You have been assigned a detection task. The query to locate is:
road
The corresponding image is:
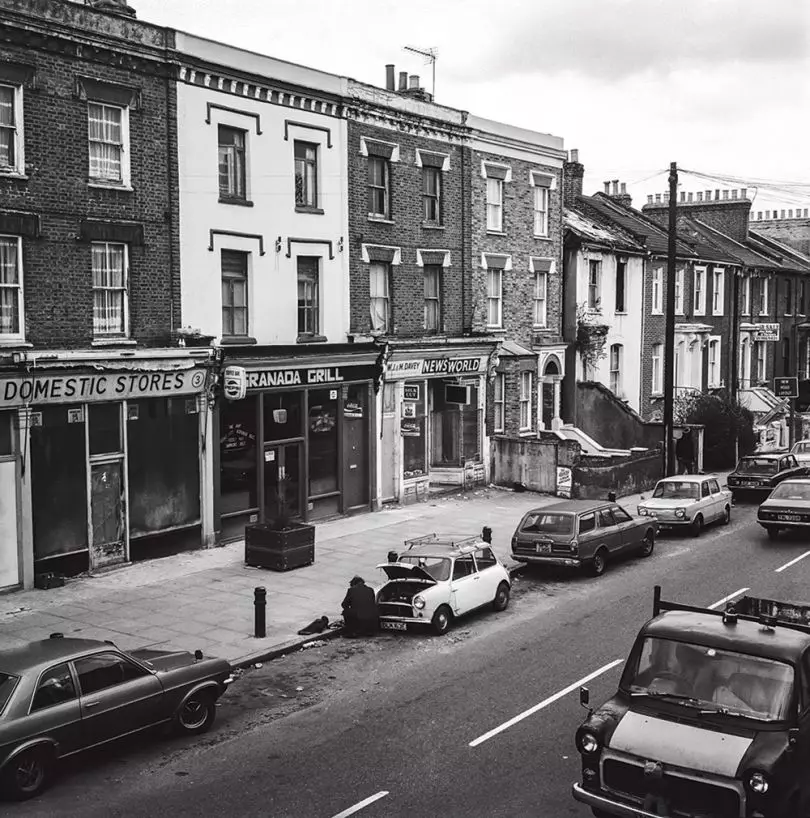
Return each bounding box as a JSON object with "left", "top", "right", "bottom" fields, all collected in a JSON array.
[{"left": 11, "top": 501, "right": 810, "bottom": 818}]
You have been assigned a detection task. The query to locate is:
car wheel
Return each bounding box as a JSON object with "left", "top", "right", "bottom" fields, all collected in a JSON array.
[
  {"left": 721, "top": 505, "right": 731, "bottom": 525},
  {"left": 690, "top": 514, "right": 704, "bottom": 537},
  {"left": 431, "top": 605, "right": 452, "bottom": 636},
  {"left": 492, "top": 582, "right": 510, "bottom": 612},
  {"left": 1, "top": 747, "right": 52, "bottom": 801},
  {"left": 176, "top": 691, "right": 216, "bottom": 735},
  {"left": 589, "top": 549, "right": 608, "bottom": 577},
  {"left": 638, "top": 530, "right": 655, "bottom": 558},
  {"left": 766, "top": 526, "right": 780, "bottom": 541}
]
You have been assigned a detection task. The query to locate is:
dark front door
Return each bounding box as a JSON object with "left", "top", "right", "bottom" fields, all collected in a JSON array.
[
  {"left": 542, "top": 381, "right": 554, "bottom": 429},
  {"left": 343, "top": 388, "right": 368, "bottom": 511},
  {"left": 263, "top": 443, "right": 302, "bottom": 522}
]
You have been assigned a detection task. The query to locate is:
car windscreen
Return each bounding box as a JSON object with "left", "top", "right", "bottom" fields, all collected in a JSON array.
[
  {"left": 737, "top": 459, "right": 778, "bottom": 474},
  {"left": 793, "top": 442, "right": 810, "bottom": 454},
  {"left": 653, "top": 481, "right": 699, "bottom": 500},
  {"left": 624, "top": 636, "right": 795, "bottom": 721},
  {"left": 398, "top": 555, "right": 450, "bottom": 581},
  {"left": 0, "top": 672, "right": 19, "bottom": 714},
  {"left": 520, "top": 512, "right": 574, "bottom": 536},
  {"left": 769, "top": 482, "right": 810, "bottom": 501}
]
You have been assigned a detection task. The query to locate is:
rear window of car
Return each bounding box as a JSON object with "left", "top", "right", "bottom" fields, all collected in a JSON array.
[
  {"left": 520, "top": 512, "right": 574, "bottom": 535},
  {"left": 769, "top": 482, "right": 810, "bottom": 501},
  {"left": 0, "top": 672, "right": 19, "bottom": 714},
  {"left": 737, "top": 458, "right": 778, "bottom": 474}
]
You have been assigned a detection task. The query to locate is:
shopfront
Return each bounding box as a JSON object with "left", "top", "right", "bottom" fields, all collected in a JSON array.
[
  {"left": 216, "top": 345, "right": 380, "bottom": 541},
  {"left": 380, "top": 345, "right": 498, "bottom": 504},
  {"left": 0, "top": 351, "right": 215, "bottom": 587}
]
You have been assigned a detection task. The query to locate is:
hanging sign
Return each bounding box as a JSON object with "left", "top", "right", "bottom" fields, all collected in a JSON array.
[{"left": 223, "top": 366, "right": 247, "bottom": 401}]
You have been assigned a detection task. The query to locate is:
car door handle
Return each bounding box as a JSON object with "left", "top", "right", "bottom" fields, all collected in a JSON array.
[{"left": 84, "top": 700, "right": 101, "bottom": 709}]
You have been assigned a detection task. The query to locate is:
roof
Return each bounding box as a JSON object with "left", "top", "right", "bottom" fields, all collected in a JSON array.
[
  {"left": 748, "top": 230, "right": 810, "bottom": 273},
  {"left": 564, "top": 208, "right": 645, "bottom": 252},
  {"left": 656, "top": 474, "right": 722, "bottom": 483},
  {"left": 739, "top": 452, "right": 784, "bottom": 461},
  {"left": 645, "top": 610, "right": 810, "bottom": 664},
  {"left": 685, "top": 218, "right": 781, "bottom": 268},
  {"left": 525, "top": 499, "right": 614, "bottom": 514},
  {"left": 402, "top": 534, "right": 484, "bottom": 556},
  {"left": 498, "top": 339, "right": 534, "bottom": 357},
  {"left": 0, "top": 638, "right": 107, "bottom": 674}
]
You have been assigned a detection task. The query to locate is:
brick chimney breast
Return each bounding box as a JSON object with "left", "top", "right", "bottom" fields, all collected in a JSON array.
[{"left": 563, "top": 148, "right": 584, "bottom": 208}]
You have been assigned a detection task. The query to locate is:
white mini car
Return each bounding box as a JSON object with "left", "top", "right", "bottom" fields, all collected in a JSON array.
[
  {"left": 637, "top": 474, "right": 732, "bottom": 535},
  {"left": 376, "top": 534, "right": 511, "bottom": 635}
]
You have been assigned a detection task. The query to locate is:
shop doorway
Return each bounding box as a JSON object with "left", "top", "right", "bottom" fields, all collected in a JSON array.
[
  {"left": 343, "top": 385, "right": 369, "bottom": 511},
  {"left": 263, "top": 442, "right": 302, "bottom": 522}
]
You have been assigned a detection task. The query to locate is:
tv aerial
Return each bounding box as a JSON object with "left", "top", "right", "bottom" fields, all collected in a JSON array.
[{"left": 403, "top": 45, "right": 438, "bottom": 99}]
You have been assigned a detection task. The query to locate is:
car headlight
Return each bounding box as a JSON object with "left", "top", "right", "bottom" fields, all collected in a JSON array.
[
  {"left": 570, "top": 539, "right": 579, "bottom": 555},
  {"left": 578, "top": 731, "right": 600, "bottom": 754},
  {"left": 638, "top": 507, "right": 647, "bottom": 516},
  {"left": 412, "top": 595, "right": 426, "bottom": 610},
  {"left": 675, "top": 508, "right": 686, "bottom": 518},
  {"left": 747, "top": 771, "right": 769, "bottom": 794}
]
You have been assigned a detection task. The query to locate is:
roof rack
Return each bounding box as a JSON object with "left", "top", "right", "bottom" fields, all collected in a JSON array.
[
  {"left": 402, "top": 533, "right": 481, "bottom": 551},
  {"left": 652, "top": 585, "right": 810, "bottom": 636}
]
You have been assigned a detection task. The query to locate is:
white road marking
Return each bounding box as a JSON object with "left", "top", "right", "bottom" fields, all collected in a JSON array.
[
  {"left": 775, "top": 550, "right": 810, "bottom": 573},
  {"left": 330, "top": 791, "right": 389, "bottom": 818},
  {"left": 708, "top": 588, "right": 749, "bottom": 609},
  {"left": 468, "top": 658, "right": 623, "bottom": 748}
]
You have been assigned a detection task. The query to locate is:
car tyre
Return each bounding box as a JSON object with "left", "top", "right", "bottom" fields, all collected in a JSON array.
[
  {"left": 431, "top": 605, "right": 453, "bottom": 636},
  {"left": 690, "top": 514, "right": 704, "bottom": 537},
  {"left": 766, "top": 526, "right": 780, "bottom": 541},
  {"left": 638, "top": 530, "right": 655, "bottom": 558},
  {"left": 176, "top": 691, "right": 217, "bottom": 735},
  {"left": 721, "top": 505, "right": 731, "bottom": 525},
  {"left": 492, "top": 581, "right": 510, "bottom": 612},
  {"left": 589, "top": 549, "right": 608, "bottom": 577},
  {"left": 1, "top": 747, "right": 53, "bottom": 801}
]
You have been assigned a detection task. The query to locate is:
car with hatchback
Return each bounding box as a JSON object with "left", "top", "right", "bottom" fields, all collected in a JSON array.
[
  {"left": 757, "top": 477, "right": 810, "bottom": 540},
  {"left": 510, "top": 500, "right": 657, "bottom": 577},
  {"left": 727, "top": 452, "right": 807, "bottom": 501},
  {"left": 375, "top": 534, "right": 511, "bottom": 636},
  {"left": 790, "top": 439, "right": 810, "bottom": 467},
  {"left": 637, "top": 474, "right": 732, "bottom": 535},
  {"left": 0, "top": 636, "right": 234, "bottom": 801}
]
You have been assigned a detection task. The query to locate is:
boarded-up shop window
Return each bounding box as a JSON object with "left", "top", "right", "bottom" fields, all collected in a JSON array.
[
  {"left": 31, "top": 405, "right": 88, "bottom": 561},
  {"left": 127, "top": 397, "right": 200, "bottom": 536}
]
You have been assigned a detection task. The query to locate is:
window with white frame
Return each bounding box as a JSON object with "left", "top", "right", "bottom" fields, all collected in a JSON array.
[
  {"left": 615, "top": 259, "right": 627, "bottom": 313},
  {"left": 0, "top": 235, "right": 23, "bottom": 339},
  {"left": 368, "top": 157, "right": 391, "bottom": 218},
  {"left": 533, "top": 269, "right": 547, "bottom": 327},
  {"left": 651, "top": 266, "right": 662, "bottom": 314},
  {"left": 88, "top": 102, "right": 128, "bottom": 185},
  {"left": 739, "top": 336, "right": 750, "bottom": 384},
  {"left": 587, "top": 259, "right": 602, "bottom": 309},
  {"left": 533, "top": 185, "right": 549, "bottom": 237},
  {"left": 487, "top": 268, "right": 502, "bottom": 327},
  {"left": 486, "top": 177, "right": 503, "bottom": 232},
  {"left": 651, "top": 343, "right": 663, "bottom": 394},
  {"left": 91, "top": 242, "right": 127, "bottom": 337},
  {"left": 422, "top": 166, "right": 442, "bottom": 224},
  {"left": 742, "top": 274, "right": 751, "bottom": 315},
  {"left": 712, "top": 268, "right": 724, "bottom": 315},
  {"left": 756, "top": 340, "right": 767, "bottom": 382},
  {"left": 297, "top": 256, "right": 320, "bottom": 336},
  {"left": 294, "top": 141, "right": 318, "bottom": 209},
  {"left": 0, "top": 83, "right": 23, "bottom": 175},
  {"left": 423, "top": 264, "right": 441, "bottom": 333},
  {"left": 609, "top": 343, "right": 623, "bottom": 395},
  {"left": 758, "top": 277, "right": 769, "bottom": 315},
  {"left": 221, "top": 250, "right": 248, "bottom": 337},
  {"left": 519, "top": 371, "right": 532, "bottom": 431},
  {"left": 493, "top": 373, "right": 505, "bottom": 433},
  {"left": 693, "top": 266, "right": 705, "bottom": 315},
  {"left": 708, "top": 337, "right": 721, "bottom": 387},
  {"left": 219, "top": 125, "right": 247, "bottom": 201},
  {"left": 675, "top": 268, "right": 685, "bottom": 314},
  {"left": 369, "top": 262, "right": 390, "bottom": 333}
]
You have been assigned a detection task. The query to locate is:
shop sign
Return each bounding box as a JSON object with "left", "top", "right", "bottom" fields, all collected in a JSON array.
[
  {"left": 223, "top": 366, "right": 247, "bottom": 401},
  {"left": 403, "top": 384, "right": 420, "bottom": 401},
  {"left": 402, "top": 402, "right": 417, "bottom": 418},
  {"left": 401, "top": 419, "right": 421, "bottom": 437},
  {"left": 386, "top": 356, "right": 485, "bottom": 380},
  {"left": 344, "top": 400, "right": 363, "bottom": 418},
  {"left": 556, "top": 466, "right": 572, "bottom": 499},
  {"left": 753, "top": 323, "right": 781, "bottom": 342},
  {"left": 0, "top": 369, "right": 208, "bottom": 409},
  {"left": 245, "top": 364, "right": 378, "bottom": 390}
]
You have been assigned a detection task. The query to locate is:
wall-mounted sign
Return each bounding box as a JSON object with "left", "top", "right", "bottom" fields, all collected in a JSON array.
[
  {"left": 223, "top": 366, "right": 247, "bottom": 401},
  {"left": 753, "top": 323, "right": 781, "bottom": 342},
  {"left": 68, "top": 407, "right": 85, "bottom": 424},
  {"left": 403, "top": 384, "right": 420, "bottom": 401},
  {"left": 0, "top": 369, "right": 208, "bottom": 409},
  {"left": 244, "top": 363, "right": 378, "bottom": 390},
  {"left": 386, "top": 356, "right": 486, "bottom": 380},
  {"left": 344, "top": 401, "right": 363, "bottom": 418},
  {"left": 402, "top": 402, "right": 417, "bottom": 418},
  {"left": 400, "top": 419, "right": 421, "bottom": 437},
  {"left": 774, "top": 376, "right": 799, "bottom": 399}
]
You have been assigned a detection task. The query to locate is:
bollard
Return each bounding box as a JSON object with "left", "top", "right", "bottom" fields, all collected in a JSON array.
[
  {"left": 482, "top": 526, "right": 492, "bottom": 544},
  {"left": 607, "top": 491, "right": 617, "bottom": 503},
  {"left": 254, "top": 586, "right": 267, "bottom": 638}
]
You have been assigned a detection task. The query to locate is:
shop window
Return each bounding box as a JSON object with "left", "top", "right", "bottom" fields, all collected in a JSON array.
[
  {"left": 308, "top": 389, "right": 338, "bottom": 497},
  {"left": 263, "top": 392, "right": 303, "bottom": 441},
  {"left": 0, "top": 410, "right": 11, "bottom": 456},
  {"left": 219, "top": 395, "right": 258, "bottom": 515},
  {"left": 430, "top": 381, "right": 480, "bottom": 467},
  {"left": 89, "top": 402, "right": 121, "bottom": 455},
  {"left": 127, "top": 398, "right": 200, "bottom": 536},
  {"left": 403, "top": 380, "right": 427, "bottom": 477}
]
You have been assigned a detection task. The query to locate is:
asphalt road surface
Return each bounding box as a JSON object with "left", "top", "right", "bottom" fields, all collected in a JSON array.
[{"left": 10, "top": 501, "right": 810, "bottom": 818}]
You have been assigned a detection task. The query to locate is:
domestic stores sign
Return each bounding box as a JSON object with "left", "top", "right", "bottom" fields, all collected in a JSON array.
[
  {"left": 386, "top": 356, "right": 486, "bottom": 380},
  {"left": 0, "top": 369, "right": 208, "bottom": 409}
]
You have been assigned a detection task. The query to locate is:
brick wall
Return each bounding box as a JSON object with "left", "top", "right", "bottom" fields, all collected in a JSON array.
[{"left": 0, "top": 10, "right": 178, "bottom": 349}]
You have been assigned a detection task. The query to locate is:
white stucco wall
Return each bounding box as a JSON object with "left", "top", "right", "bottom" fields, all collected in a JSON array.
[{"left": 175, "top": 45, "right": 349, "bottom": 344}]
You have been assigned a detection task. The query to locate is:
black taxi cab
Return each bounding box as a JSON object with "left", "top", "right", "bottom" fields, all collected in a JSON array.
[{"left": 573, "top": 588, "right": 810, "bottom": 818}]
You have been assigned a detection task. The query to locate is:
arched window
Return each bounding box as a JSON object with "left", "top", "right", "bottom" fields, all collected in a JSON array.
[
  {"left": 609, "top": 343, "right": 623, "bottom": 395},
  {"left": 543, "top": 356, "right": 560, "bottom": 377}
]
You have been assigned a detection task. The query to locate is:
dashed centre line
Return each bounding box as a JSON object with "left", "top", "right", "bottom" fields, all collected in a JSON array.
[
  {"left": 330, "top": 791, "right": 389, "bottom": 818},
  {"left": 775, "top": 550, "right": 810, "bottom": 573}
]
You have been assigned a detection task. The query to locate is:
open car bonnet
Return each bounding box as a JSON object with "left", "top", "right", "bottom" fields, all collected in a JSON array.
[{"left": 376, "top": 562, "right": 437, "bottom": 583}]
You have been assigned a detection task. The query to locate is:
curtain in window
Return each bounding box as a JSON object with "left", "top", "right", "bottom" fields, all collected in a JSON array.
[
  {"left": 92, "top": 243, "right": 125, "bottom": 335},
  {"left": 88, "top": 103, "right": 123, "bottom": 181},
  {"left": 0, "top": 86, "right": 15, "bottom": 168},
  {"left": 369, "top": 262, "right": 389, "bottom": 331},
  {"left": 0, "top": 238, "right": 19, "bottom": 334},
  {"left": 294, "top": 143, "right": 317, "bottom": 207}
]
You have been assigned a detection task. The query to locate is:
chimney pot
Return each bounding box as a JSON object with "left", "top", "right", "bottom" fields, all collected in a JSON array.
[
  {"left": 409, "top": 74, "right": 419, "bottom": 90},
  {"left": 385, "top": 64, "right": 395, "bottom": 92},
  {"left": 612, "top": 180, "right": 619, "bottom": 195},
  {"left": 603, "top": 182, "right": 610, "bottom": 194},
  {"left": 647, "top": 195, "right": 653, "bottom": 204},
  {"left": 398, "top": 71, "right": 408, "bottom": 91},
  {"left": 697, "top": 192, "right": 703, "bottom": 202},
  {"left": 687, "top": 192, "right": 693, "bottom": 203},
  {"left": 570, "top": 148, "right": 579, "bottom": 162},
  {"left": 680, "top": 192, "right": 686, "bottom": 202},
  {"left": 741, "top": 187, "right": 747, "bottom": 199},
  {"left": 655, "top": 194, "right": 662, "bottom": 203},
  {"left": 620, "top": 182, "right": 627, "bottom": 194},
  {"left": 722, "top": 190, "right": 729, "bottom": 200}
]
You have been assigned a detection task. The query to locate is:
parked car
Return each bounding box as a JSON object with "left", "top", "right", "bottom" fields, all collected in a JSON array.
[
  {"left": 510, "top": 500, "right": 657, "bottom": 577},
  {"left": 637, "top": 474, "right": 731, "bottom": 535},
  {"left": 790, "top": 439, "right": 810, "bottom": 467},
  {"left": 727, "top": 452, "right": 807, "bottom": 501},
  {"left": 0, "top": 636, "right": 235, "bottom": 801},
  {"left": 375, "top": 534, "right": 511, "bottom": 636},
  {"left": 757, "top": 477, "right": 810, "bottom": 540}
]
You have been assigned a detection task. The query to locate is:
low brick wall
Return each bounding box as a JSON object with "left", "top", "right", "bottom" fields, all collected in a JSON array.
[{"left": 573, "top": 448, "right": 663, "bottom": 500}]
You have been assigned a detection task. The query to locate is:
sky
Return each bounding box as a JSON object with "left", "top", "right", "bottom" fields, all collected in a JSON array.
[{"left": 134, "top": 0, "right": 810, "bottom": 215}]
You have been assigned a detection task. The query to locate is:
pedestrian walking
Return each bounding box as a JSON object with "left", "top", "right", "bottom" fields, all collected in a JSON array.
[
  {"left": 341, "top": 576, "right": 378, "bottom": 637},
  {"left": 676, "top": 429, "right": 695, "bottom": 474}
]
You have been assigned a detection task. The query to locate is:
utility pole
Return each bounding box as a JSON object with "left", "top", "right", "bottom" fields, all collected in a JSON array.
[{"left": 663, "top": 162, "right": 678, "bottom": 477}]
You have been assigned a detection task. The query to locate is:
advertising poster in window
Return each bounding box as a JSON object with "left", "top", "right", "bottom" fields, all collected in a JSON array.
[{"left": 401, "top": 419, "right": 421, "bottom": 437}]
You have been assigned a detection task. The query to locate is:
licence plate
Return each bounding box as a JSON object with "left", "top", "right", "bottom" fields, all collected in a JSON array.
[
  {"left": 778, "top": 514, "right": 801, "bottom": 522},
  {"left": 536, "top": 543, "right": 551, "bottom": 554},
  {"left": 380, "top": 621, "right": 407, "bottom": 631},
  {"left": 740, "top": 481, "right": 758, "bottom": 487}
]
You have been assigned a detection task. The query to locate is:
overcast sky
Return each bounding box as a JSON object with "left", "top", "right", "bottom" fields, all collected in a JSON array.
[{"left": 136, "top": 0, "right": 810, "bottom": 215}]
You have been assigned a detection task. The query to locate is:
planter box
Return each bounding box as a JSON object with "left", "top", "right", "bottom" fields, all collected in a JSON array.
[{"left": 244, "top": 522, "right": 315, "bottom": 571}]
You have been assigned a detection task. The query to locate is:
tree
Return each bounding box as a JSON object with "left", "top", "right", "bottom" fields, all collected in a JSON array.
[{"left": 674, "top": 390, "right": 756, "bottom": 470}]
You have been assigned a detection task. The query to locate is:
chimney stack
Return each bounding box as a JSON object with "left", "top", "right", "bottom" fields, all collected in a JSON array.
[
  {"left": 385, "top": 64, "right": 395, "bottom": 92},
  {"left": 562, "top": 148, "right": 584, "bottom": 208},
  {"left": 398, "top": 71, "right": 408, "bottom": 91},
  {"left": 570, "top": 149, "right": 579, "bottom": 162},
  {"left": 603, "top": 181, "right": 610, "bottom": 194},
  {"left": 409, "top": 75, "right": 419, "bottom": 90},
  {"left": 612, "top": 180, "right": 619, "bottom": 195}
]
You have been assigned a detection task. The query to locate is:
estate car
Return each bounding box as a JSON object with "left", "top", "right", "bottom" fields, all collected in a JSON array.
[
  {"left": 727, "top": 453, "right": 807, "bottom": 501},
  {"left": 510, "top": 500, "right": 657, "bottom": 577},
  {"left": 637, "top": 474, "right": 731, "bottom": 535},
  {"left": 757, "top": 477, "right": 810, "bottom": 539}
]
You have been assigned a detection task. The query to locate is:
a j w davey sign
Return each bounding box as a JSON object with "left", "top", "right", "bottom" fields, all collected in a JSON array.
[{"left": 386, "top": 356, "right": 485, "bottom": 379}]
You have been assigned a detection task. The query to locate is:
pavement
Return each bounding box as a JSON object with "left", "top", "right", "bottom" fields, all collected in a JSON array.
[{"left": 0, "top": 479, "right": 719, "bottom": 666}]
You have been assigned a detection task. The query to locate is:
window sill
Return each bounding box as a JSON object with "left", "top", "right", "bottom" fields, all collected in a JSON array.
[
  {"left": 650, "top": 392, "right": 664, "bottom": 398},
  {"left": 0, "top": 171, "right": 28, "bottom": 181},
  {"left": 532, "top": 324, "right": 548, "bottom": 330},
  {"left": 295, "top": 205, "right": 324, "bottom": 215},
  {"left": 421, "top": 222, "right": 444, "bottom": 230},
  {"left": 219, "top": 335, "right": 257, "bottom": 345},
  {"left": 486, "top": 325, "right": 504, "bottom": 332},
  {"left": 219, "top": 197, "right": 254, "bottom": 207},
  {"left": 614, "top": 311, "right": 628, "bottom": 316},
  {"left": 532, "top": 234, "right": 552, "bottom": 241},
  {"left": 518, "top": 430, "right": 536, "bottom": 437},
  {"left": 0, "top": 339, "right": 31, "bottom": 347},
  {"left": 367, "top": 215, "right": 394, "bottom": 224},
  {"left": 296, "top": 334, "right": 328, "bottom": 344},
  {"left": 651, "top": 310, "right": 663, "bottom": 316},
  {"left": 91, "top": 337, "right": 136, "bottom": 346},
  {"left": 88, "top": 181, "right": 133, "bottom": 192},
  {"left": 486, "top": 229, "right": 506, "bottom": 236}
]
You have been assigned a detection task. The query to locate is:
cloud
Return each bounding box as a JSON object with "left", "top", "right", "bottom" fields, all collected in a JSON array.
[{"left": 456, "top": 0, "right": 809, "bottom": 81}]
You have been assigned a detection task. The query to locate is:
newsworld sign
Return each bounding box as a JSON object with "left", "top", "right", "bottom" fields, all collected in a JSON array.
[{"left": 386, "top": 356, "right": 485, "bottom": 380}]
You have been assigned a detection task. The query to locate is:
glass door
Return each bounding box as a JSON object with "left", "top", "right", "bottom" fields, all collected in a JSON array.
[{"left": 262, "top": 442, "right": 301, "bottom": 523}]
